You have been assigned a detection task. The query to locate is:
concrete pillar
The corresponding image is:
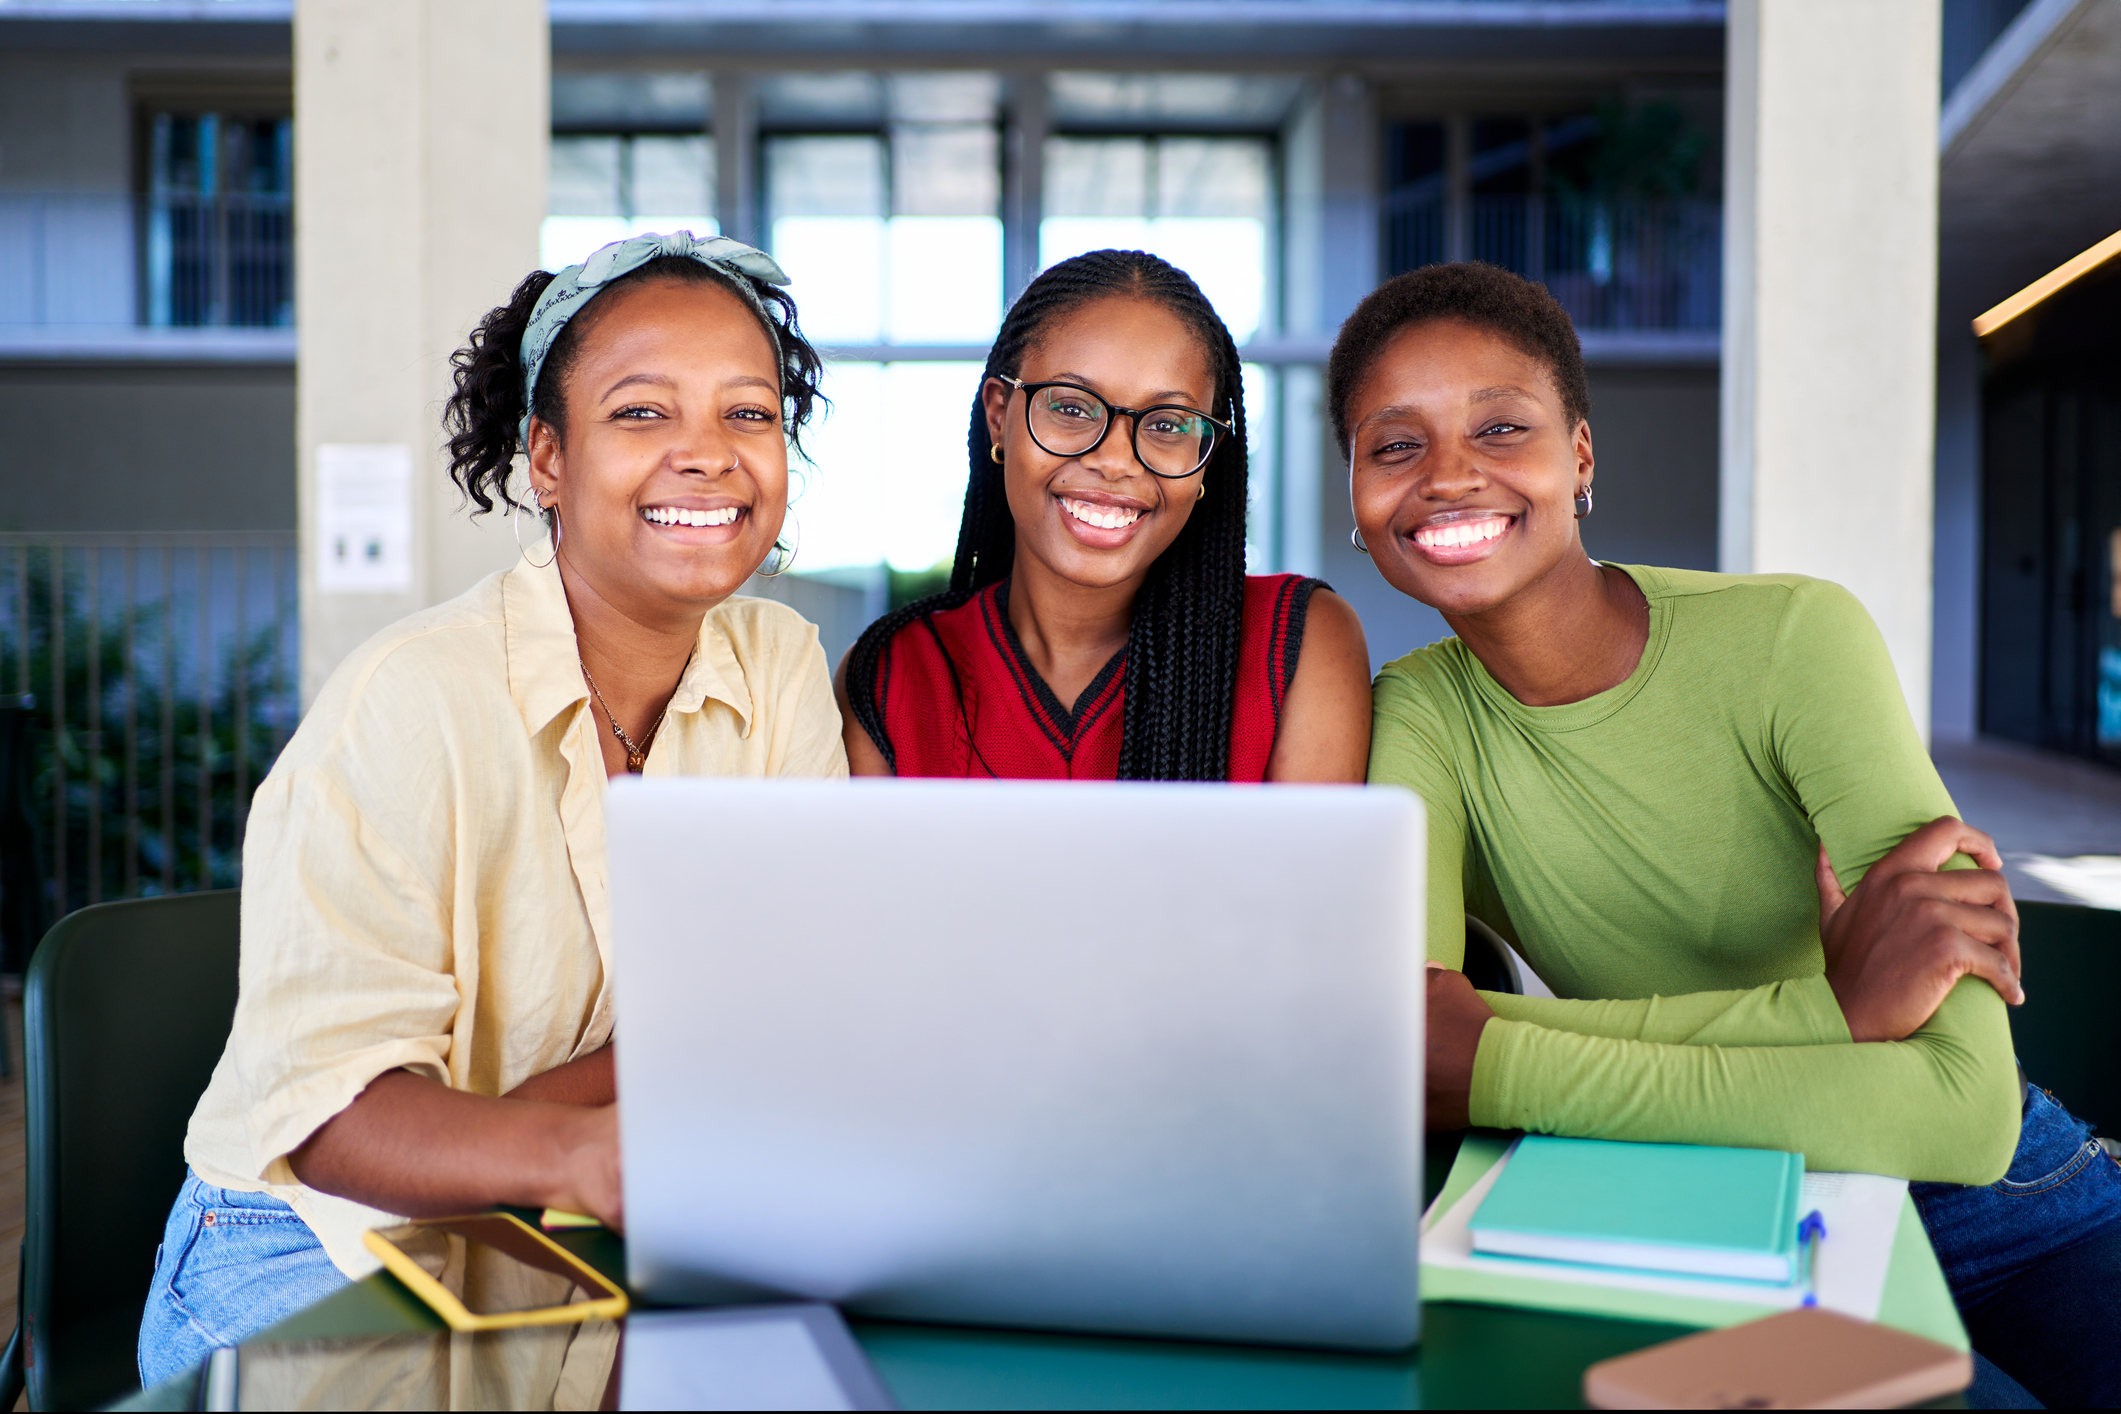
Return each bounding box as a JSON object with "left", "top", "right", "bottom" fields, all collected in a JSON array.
[
  {"left": 1931, "top": 325, "right": 1982, "bottom": 742},
  {"left": 1720, "top": 0, "right": 1943, "bottom": 734},
  {"left": 1280, "top": 75, "right": 1377, "bottom": 581},
  {"left": 712, "top": 73, "right": 757, "bottom": 249},
  {"left": 295, "top": 0, "right": 548, "bottom": 703},
  {"left": 1001, "top": 69, "right": 1049, "bottom": 307}
]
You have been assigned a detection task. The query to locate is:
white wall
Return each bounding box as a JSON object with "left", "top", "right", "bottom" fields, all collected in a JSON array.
[
  {"left": 295, "top": 0, "right": 547, "bottom": 702},
  {"left": 1720, "top": 0, "right": 1944, "bottom": 736}
]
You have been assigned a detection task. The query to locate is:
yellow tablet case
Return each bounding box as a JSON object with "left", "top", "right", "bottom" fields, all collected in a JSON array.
[{"left": 362, "top": 1212, "right": 629, "bottom": 1331}]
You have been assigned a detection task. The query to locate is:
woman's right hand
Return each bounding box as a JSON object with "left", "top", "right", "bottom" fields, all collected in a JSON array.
[{"left": 1818, "top": 816, "right": 2024, "bottom": 1043}]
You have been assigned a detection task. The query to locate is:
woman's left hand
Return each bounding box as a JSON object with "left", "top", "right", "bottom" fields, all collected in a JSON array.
[{"left": 1426, "top": 963, "right": 1496, "bottom": 1130}]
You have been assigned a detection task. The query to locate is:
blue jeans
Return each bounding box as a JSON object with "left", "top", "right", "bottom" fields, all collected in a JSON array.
[
  {"left": 1913, "top": 1084, "right": 2121, "bottom": 1408},
  {"left": 136, "top": 1170, "right": 348, "bottom": 1389}
]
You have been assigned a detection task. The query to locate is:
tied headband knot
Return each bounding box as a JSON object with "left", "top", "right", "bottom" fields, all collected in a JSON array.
[{"left": 517, "top": 231, "right": 791, "bottom": 445}]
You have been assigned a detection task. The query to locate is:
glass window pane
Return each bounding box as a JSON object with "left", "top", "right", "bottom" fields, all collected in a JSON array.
[
  {"left": 795, "top": 361, "right": 982, "bottom": 572},
  {"left": 552, "top": 72, "right": 710, "bottom": 131},
  {"left": 1045, "top": 138, "right": 1148, "bottom": 218},
  {"left": 887, "top": 125, "right": 1001, "bottom": 344},
  {"left": 893, "top": 125, "right": 997, "bottom": 217},
  {"left": 544, "top": 136, "right": 627, "bottom": 270},
  {"left": 1156, "top": 138, "right": 1268, "bottom": 220},
  {"left": 887, "top": 217, "right": 1001, "bottom": 344},
  {"left": 767, "top": 135, "right": 888, "bottom": 219},
  {"left": 1039, "top": 136, "right": 1271, "bottom": 343},
  {"left": 774, "top": 217, "right": 885, "bottom": 343},
  {"left": 1049, "top": 72, "right": 1304, "bottom": 129},
  {"left": 888, "top": 71, "right": 1000, "bottom": 125},
  {"left": 629, "top": 135, "right": 714, "bottom": 227},
  {"left": 550, "top": 136, "right": 622, "bottom": 217},
  {"left": 758, "top": 72, "right": 885, "bottom": 129},
  {"left": 769, "top": 136, "right": 888, "bottom": 343}
]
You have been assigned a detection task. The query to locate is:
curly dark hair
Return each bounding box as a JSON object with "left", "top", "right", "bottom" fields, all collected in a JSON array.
[
  {"left": 442, "top": 254, "right": 826, "bottom": 516},
  {"left": 1326, "top": 261, "right": 1590, "bottom": 459},
  {"left": 843, "top": 249, "right": 1251, "bottom": 782}
]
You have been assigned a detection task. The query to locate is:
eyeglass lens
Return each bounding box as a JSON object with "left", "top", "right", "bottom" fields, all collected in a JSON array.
[{"left": 1026, "top": 385, "right": 1217, "bottom": 478}]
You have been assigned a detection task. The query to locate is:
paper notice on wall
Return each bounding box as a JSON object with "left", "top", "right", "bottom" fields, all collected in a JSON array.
[{"left": 315, "top": 444, "right": 414, "bottom": 593}]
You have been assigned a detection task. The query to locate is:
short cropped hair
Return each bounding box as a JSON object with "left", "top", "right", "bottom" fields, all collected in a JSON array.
[{"left": 1326, "top": 262, "right": 1591, "bottom": 459}]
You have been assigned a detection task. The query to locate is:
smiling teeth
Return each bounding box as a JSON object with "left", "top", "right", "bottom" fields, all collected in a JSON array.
[
  {"left": 1061, "top": 498, "right": 1144, "bottom": 531},
  {"left": 643, "top": 506, "right": 739, "bottom": 528},
  {"left": 1414, "top": 516, "right": 1509, "bottom": 549}
]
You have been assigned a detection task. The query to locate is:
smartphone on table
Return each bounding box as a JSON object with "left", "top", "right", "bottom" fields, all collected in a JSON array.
[{"left": 362, "top": 1212, "right": 629, "bottom": 1331}]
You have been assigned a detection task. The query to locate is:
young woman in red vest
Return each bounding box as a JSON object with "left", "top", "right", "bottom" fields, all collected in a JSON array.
[{"left": 837, "top": 249, "right": 1371, "bottom": 781}]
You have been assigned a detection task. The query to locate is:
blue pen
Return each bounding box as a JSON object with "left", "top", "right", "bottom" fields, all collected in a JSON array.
[{"left": 1797, "top": 1209, "right": 1828, "bottom": 1307}]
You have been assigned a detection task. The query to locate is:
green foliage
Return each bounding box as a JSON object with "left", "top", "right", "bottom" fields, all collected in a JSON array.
[
  {"left": 1552, "top": 97, "right": 1708, "bottom": 202},
  {"left": 0, "top": 550, "right": 293, "bottom": 915},
  {"left": 888, "top": 560, "right": 954, "bottom": 611}
]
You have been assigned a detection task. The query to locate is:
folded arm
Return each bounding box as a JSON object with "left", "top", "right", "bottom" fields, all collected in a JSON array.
[
  {"left": 1380, "top": 580, "right": 2025, "bottom": 1184},
  {"left": 1471, "top": 978, "right": 2020, "bottom": 1183}
]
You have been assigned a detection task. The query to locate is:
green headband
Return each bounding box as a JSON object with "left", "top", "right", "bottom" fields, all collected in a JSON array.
[{"left": 517, "top": 230, "right": 791, "bottom": 445}]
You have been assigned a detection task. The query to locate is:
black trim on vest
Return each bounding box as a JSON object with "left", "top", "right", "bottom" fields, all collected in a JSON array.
[
  {"left": 1269, "top": 577, "right": 1328, "bottom": 740},
  {"left": 988, "top": 580, "right": 1128, "bottom": 757}
]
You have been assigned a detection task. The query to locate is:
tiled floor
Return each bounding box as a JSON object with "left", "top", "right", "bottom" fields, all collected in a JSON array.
[{"left": 1932, "top": 736, "right": 2121, "bottom": 906}]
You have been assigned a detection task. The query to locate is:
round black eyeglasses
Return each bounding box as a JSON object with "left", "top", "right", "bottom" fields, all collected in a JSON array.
[{"left": 996, "top": 375, "right": 1232, "bottom": 479}]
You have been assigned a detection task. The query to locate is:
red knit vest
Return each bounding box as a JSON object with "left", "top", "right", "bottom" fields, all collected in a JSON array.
[{"left": 868, "top": 574, "right": 1321, "bottom": 780}]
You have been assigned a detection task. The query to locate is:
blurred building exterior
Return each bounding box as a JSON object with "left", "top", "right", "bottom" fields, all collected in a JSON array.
[
  {"left": 1934, "top": 0, "right": 2121, "bottom": 771},
  {"left": 0, "top": 0, "right": 2113, "bottom": 931}
]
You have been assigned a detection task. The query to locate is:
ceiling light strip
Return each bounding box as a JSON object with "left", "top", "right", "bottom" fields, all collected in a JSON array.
[{"left": 1972, "top": 228, "right": 2121, "bottom": 337}]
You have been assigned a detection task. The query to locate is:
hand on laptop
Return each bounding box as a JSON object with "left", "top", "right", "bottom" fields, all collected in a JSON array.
[
  {"left": 1817, "top": 816, "right": 2024, "bottom": 1044},
  {"left": 1426, "top": 963, "right": 1496, "bottom": 1130}
]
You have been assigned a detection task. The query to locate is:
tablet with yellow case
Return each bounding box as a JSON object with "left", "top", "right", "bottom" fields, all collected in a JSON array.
[{"left": 362, "top": 1212, "right": 629, "bottom": 1331}]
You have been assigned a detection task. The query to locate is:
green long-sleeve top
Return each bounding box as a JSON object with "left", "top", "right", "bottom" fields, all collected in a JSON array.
[{"left": 1369, "top": 565, "right": 2020, "bottom": 1185}]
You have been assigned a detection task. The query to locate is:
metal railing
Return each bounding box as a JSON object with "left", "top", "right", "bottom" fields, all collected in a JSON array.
[
  {"left": 1383, "top": 193, "right": 1722, "bottom": 331},
  {"left": 0, "top": 535, "right": 299, "bottom": 953},
  {"left": 0, "top": 192, "right": 293, "bottom": 329}
]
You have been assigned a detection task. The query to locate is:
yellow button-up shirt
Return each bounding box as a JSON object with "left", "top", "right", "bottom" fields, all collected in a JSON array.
[{"left": 185, "top": 558, "right": 848, "bottom": 1276}]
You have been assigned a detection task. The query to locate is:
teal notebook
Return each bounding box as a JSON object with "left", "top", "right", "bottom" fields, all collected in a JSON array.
[{"left": 1469, "top": 1136, "right": 1805, "bottom": 1284}]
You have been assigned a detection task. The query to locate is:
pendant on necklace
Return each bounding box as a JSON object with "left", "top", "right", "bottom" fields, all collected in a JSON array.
[{"left": 626, "top": 749, "right": 646, "bottom": 774}]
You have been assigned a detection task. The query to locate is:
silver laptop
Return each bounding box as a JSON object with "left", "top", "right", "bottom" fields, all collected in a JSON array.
[{"left": 607, "top": 779, "right": 1426, "bottom": 1350}]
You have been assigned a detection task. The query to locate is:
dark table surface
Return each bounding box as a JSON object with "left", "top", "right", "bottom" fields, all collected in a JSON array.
[{"left": 118, "top": 1134, "right": 1957, "bottom": 1410}]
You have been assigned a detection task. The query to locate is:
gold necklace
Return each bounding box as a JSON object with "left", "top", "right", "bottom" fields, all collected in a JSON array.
[{"left": 579, "top": 660, "right": 662, "bottom": 773}]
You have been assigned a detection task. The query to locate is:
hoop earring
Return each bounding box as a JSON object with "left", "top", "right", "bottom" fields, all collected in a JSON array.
[
  {"left": 1351, "top": 527, "right": 1369, "bottom": 555},
  {"left": 990, "top": 444, "right": 1004, "bottom": 465},
  {"left": 756, "top": 516, "right": 799, "bottom": 579},
  {"left": 1196, "top": 479, "right": 1207, "bottom": 502},
  {"left": 515, "top": 496, "right": 559, "bottom": 569},
  {"left": 1574, "top": 484, "right": 1594, "bottom": 520}
]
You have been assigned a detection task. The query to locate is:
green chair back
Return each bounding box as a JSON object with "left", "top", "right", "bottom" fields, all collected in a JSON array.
[
  {"left": 22, "top": 891, "right": 241, "bottom": 1411},
  {"left": 2010, "top": 900, "right": 2121, "bottom": 1133}
]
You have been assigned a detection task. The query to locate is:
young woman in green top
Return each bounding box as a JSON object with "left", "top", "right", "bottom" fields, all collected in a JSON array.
[{"left": 1335, "top": 262, "right": 2120, "bottom": 1408}]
